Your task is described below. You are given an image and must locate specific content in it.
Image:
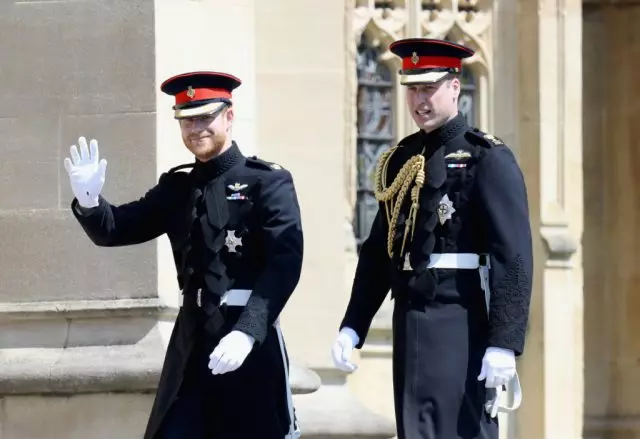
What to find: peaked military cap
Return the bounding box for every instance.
[160,71,241,119]
[389,38,474,85]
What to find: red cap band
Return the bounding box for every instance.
[402,55,462,71]
[175,87,232,105]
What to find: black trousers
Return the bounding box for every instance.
[392,296,499,439]
[157,310,292,439]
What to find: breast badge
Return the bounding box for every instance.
[226,182,248,200]
[437,194,456,225]
[445,149,471,169]
[225,230,243,253]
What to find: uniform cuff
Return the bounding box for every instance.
[71,197,104,217]
[233,298,269,345]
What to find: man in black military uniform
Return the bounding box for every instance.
[63,71,303,439]
[331,38,533,439]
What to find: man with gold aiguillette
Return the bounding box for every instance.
[331,38,533,439]
[64,71,303,438]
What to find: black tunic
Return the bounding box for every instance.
[71,142,304,439]
[340,114,533,439]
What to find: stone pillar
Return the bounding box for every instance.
[489,2,521,436]
[582,2,640,437]
[514,0,584,438]
[254,1,395,437]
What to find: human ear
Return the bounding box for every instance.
[224,106,234,132]
[450,77,461,99]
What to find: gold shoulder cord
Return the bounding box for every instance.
[373,146,426,259]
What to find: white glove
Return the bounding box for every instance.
[478,347,516,418]
[477,347,516,389]
[63,137,107,208]
[208,330,255,375]
[331,327,360,373]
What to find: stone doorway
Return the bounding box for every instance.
[583,1,640,438]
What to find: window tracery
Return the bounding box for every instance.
[349,0,494,245]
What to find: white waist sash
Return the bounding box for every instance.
[407,252,491,313]
[219,288,253,307]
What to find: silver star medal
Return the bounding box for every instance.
[225,230,243,253]
[437,194,456,225]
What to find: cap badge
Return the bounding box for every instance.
[411,52,419,65]
[186,86,196,98]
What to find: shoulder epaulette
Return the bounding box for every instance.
[246,155,285,171]
[465,128,505,149]
[159,163,194,183]
[167,163,195,174]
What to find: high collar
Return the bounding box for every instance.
[420,113,468,147]
[193,141,244,183]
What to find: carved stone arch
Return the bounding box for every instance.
[353,3,407,48]
[357,25,401,70]
[354,23,411,140]
[420,0,495,131]
[357,25,406,142]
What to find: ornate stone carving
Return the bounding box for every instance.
[354,1,408,52]
[420,0,492,73]
[351,1,493,67]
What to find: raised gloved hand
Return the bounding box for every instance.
[208,330,255,375]
[331,327,360,373]
[63,137,107,208]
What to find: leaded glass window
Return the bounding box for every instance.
[458,66,476,126]
[442,35,478,126]
[354,36,395,250]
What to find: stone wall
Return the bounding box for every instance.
[0,1,161,437]
[0,0,157,302]
[583,2,640,438]
[514,0,585,438]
